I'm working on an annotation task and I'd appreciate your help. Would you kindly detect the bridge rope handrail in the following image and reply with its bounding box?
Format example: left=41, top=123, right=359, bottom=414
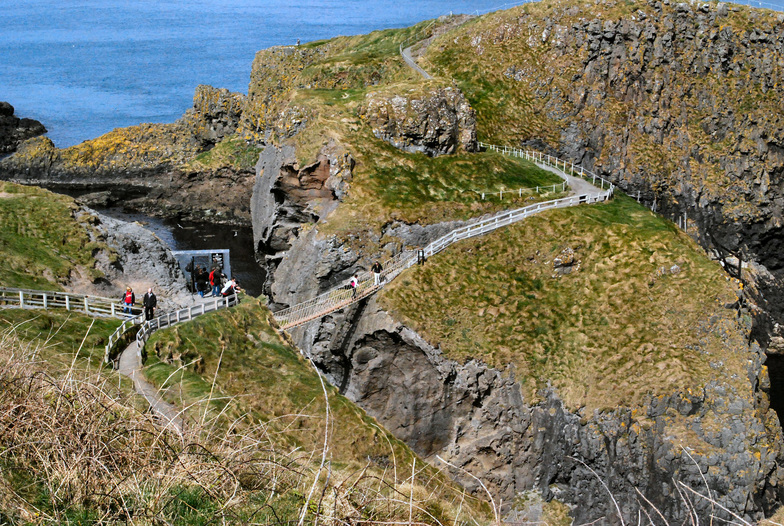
left=272, top=145, right=614, bottom=331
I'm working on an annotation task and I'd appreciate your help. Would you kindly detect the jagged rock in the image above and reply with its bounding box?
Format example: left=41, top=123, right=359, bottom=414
left=72, top=208, right=191, bottom=311
left=183, top=85, right=246, bottom=146
left=0, top=102, right=46, bottom=154
left=360, top=85, right=478, bottom=156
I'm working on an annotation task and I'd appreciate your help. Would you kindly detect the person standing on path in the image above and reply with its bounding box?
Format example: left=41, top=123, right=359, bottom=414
left=143, top=288, right=157, bottom=321
left=209, top=267, right=220, bottom=297
left=121, top=286, right=135, bottom=314
left=371, top=261, right=382, bottom=286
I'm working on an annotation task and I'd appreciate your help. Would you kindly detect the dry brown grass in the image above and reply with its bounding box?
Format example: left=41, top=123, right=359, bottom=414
left=0, top=309, right=490, bottom=525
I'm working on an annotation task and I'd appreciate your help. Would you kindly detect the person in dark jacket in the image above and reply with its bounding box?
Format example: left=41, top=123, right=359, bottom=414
left=121, top=286, right=135, bottom=314
left=142, top=288, right=157, bottom=321
left=371, top=261, right=383, bottom=286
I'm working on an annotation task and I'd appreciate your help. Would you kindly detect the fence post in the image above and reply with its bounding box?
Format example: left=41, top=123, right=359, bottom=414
left=19, top=291, right=24, bottom=308
left=84, top=297, right=89, bottom=314
left=42, top=293, right=47, bottom=309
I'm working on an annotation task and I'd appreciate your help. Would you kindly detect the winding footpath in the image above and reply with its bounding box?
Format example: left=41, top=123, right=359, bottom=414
left=118, top=340, right=185, bottom=435
left=273, top=146, right=614, bottom=331
left=0, top=287, right=237, bottom=436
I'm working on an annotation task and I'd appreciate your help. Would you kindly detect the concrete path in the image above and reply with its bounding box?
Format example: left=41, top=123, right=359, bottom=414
left=118, top=340, right=185, bottom=435
left=536, top=162, right=606, bottom=196
left=401, top=45, right=432, bottom=79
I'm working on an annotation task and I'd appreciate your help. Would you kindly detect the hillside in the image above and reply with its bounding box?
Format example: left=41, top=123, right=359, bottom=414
left=2, top=0, right=784, bottom=521
left=422, top=0, right=784, bottom=342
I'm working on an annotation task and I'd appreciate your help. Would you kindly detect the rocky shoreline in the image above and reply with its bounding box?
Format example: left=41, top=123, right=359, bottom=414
left=0, top=102, right=46, bottom=154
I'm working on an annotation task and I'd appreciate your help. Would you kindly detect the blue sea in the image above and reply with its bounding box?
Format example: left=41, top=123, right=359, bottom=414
left=1, top=0, right=517, bottom=148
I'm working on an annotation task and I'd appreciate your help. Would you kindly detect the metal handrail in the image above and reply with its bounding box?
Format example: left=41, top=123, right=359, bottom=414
left=273, top=147, right=613, bottom=331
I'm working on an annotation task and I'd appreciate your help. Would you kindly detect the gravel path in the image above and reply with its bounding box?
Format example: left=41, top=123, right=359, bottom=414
left=118, top=340, right=185, bottom=435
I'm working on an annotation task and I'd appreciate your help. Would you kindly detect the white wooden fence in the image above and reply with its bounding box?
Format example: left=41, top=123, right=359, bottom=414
left=273, top=145, right=614, bottom=330
left=0, top=287, right=138, bottom=318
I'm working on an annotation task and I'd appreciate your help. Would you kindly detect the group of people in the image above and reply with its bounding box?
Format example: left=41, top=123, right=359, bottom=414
left=188, top=265, right=241, bottom=298
left=120, top=286, right=157, bottom=321
left=120, top=270, right=240, bottom=323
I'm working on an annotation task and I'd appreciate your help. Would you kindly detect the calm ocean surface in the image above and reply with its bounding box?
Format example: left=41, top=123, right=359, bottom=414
left=2, top=0, right=514, bottom=148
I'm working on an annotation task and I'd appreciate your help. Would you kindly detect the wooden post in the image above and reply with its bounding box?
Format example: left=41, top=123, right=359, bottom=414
left=65, top=295, right=70, bottom=310
left=84, top=297, right=89, bottom=314
left=19, top=291, right=24, bottom=308
left=43, top=293, right=47, bottom=309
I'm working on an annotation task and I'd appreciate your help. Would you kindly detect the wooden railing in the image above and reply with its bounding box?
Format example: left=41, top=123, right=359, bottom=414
left=0, top=287, right=138, bottom=318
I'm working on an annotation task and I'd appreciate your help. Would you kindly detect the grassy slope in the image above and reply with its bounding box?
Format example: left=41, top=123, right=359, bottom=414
left=380, top=195, right=748, bottom=413
left=143, top=296, right=489, bottom=524
left=0, top=181, right=110, bottom=290
left=0, top=308, right=122, bottom=371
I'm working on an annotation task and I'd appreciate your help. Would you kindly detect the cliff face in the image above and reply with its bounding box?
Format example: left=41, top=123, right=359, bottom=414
left=426, top=0, right=784, bottom=341
left=0, top=86, right=255, bottom=225
left=272, top=269, right=781, bottom=523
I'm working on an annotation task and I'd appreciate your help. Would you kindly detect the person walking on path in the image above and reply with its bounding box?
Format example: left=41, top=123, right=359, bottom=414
left=349, top=274, right=359, bottom=299
left=142, top=288, right=157, bottom=321
left=121, top=286, right=135, bottom=314
left=371, top=261, right=383, bottom=286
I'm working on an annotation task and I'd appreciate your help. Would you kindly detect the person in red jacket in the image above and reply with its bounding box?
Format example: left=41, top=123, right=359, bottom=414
left=120, top=286, right=135, bottom=314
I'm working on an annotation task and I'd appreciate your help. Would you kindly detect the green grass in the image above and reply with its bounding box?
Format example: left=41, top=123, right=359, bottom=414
left=188, top=135, right=264, bottom=171
left=0, top=182, right=110, bottom=290
left=0, top=308, right=122, bottom=371
left=380, top=195, right=747, bottom=413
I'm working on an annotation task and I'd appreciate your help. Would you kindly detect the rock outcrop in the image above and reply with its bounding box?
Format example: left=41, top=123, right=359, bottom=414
left=0, top=86, right=255, bottom=225
left=0, top=102, right=46, bottom=154
left=72, top=208, right=191, bottom=310
left=251, top=140, right=356, bottom=305
left=360, top=85, right=478, bottom=156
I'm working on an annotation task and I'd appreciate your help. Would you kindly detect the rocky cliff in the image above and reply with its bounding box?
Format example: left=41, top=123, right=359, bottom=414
left=425, top=0, right=784, bottom=346
left=280, top=294, right=779, bottom=523
left=0, top=102, right=46, bottom=154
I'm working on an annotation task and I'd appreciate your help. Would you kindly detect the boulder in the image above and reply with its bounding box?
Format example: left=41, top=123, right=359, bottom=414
left=361, top=85, right=477, bottom=156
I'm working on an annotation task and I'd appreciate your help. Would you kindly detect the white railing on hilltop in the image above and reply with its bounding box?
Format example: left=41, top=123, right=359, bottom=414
left=0, top=287, right=137, bottom=318
left=478, top=141, right=615, bottom=190
left=104, top=294, right=241, bottom=365
left=273, top=145, right=614, bottom=331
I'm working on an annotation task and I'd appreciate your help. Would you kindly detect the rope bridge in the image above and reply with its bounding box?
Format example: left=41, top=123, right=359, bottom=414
left=273, top=145, right=614, bottom=331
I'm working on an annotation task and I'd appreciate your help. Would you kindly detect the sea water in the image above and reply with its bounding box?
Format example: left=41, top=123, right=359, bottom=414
left=1, top=0, right=517, bottom=148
